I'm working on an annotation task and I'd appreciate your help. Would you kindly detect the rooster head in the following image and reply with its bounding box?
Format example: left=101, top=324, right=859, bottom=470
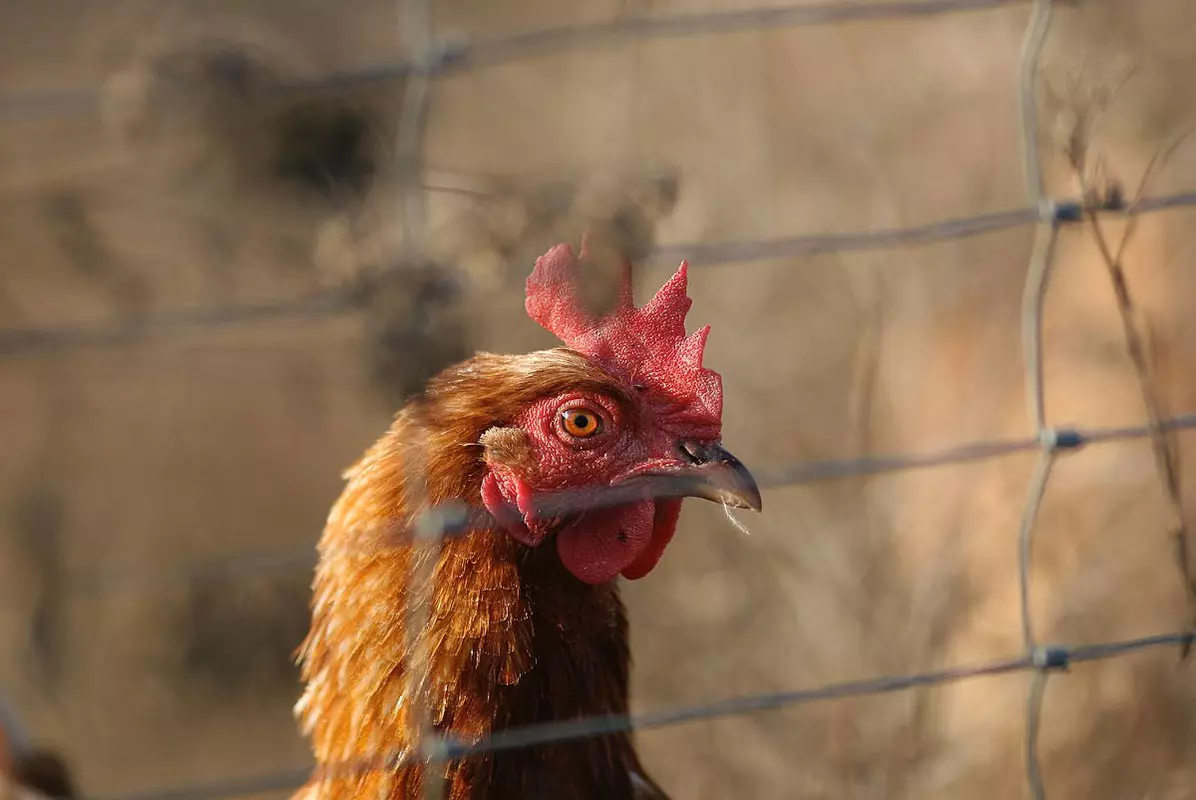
left=477, top=238, right=761, bottom=585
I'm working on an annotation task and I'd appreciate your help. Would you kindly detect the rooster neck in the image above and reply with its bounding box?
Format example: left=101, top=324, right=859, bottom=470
left=296, top=378, right=671, bottom=800
left=297, top=526, right=658, bottom=800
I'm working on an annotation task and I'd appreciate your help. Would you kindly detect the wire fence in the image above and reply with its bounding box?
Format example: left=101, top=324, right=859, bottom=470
left=3, top=190, right=1196, bottom=358
left=0, top=0, right=1050, bottom=122
left=4, top=0, right=1196, bottom=799
left=24, top=411, right=1196, bottom=602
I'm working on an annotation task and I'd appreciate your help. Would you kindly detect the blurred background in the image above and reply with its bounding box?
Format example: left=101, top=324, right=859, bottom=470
left=3, top=1, right=1196, bottom=798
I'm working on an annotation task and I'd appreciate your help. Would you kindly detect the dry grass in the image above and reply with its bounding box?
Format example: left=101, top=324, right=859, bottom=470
left=3, top=1, right=1196, bottom=798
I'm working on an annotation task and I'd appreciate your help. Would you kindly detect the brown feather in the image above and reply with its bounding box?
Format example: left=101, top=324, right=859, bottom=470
left=294, top=349, right=664, bottom=800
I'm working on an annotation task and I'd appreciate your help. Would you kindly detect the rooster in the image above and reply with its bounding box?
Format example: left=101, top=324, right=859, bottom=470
left=294, top=239, right=761, bottom=799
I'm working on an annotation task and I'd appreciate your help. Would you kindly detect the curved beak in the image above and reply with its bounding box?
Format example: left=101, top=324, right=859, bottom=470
left=619, top=441, right=763, bottom=512
left=531, top=441, right=762, bottom=519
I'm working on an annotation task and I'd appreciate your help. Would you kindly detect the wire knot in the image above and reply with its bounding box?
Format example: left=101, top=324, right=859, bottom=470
left=429, top=34, right=471, bottom=70
left=1032, top=645, right=1070, bottom=671
left=1039, top=427, right=1085, bottom=452
left=416, top=503, right=472, bottom=540
left=420, top=735, right=462, bottom=765
left=1044, top=200, right=1083, bottom=224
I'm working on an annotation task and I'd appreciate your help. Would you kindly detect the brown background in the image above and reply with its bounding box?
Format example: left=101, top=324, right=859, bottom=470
left=3, top=1, right=1196, bottom=798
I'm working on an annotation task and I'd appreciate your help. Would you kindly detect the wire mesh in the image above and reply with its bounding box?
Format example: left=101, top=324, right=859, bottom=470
left=0, top=0, right=1048, bottom=122
left=4, top=192, right=1196, bottom=357
left=4, top=0, right=1196, bottom=798
left=15, top=410, right=1196, bottom=604
left=78, top=633, right=1196, bottom=800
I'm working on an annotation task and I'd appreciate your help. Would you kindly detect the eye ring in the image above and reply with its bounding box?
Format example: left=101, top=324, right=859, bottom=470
left=560, top=407, right=603, bottom=439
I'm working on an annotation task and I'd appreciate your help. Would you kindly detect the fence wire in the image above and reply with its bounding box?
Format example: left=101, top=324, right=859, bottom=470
left=0, top=693, right=32, bottom=758
left=0, top=0, right=1046, bottom=122
left=1016, top=3, right=1056, bottom=796
left=5, top=0, right=1196, bottom=799
left=3, top=192, right=1196, bottom=358
left=392, top=3, right=444, bottom=798
left=28, top=410, right=1196, bottom=602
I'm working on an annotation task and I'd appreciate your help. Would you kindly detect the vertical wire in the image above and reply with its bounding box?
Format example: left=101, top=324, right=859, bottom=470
left=1016, top=449, right=1054, bottom=653
left=394, top=0, right=441, bottom=798
left=0, top=692, right=31, bottom=764
left=1018, top=0, right=1053, bottom=218
left=410, top=504, right=448, bottom=800
left=1020, top=226, right=1058, bottom=436
left=398, top=0, right=433, bottom=259
left=1024, top=669, right=1050, bottom=800
left=1015, top=2, right=1056, bottom=798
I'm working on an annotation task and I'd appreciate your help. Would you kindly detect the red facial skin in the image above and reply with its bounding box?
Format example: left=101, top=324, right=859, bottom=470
left=480, top=388, right=701, bottom=585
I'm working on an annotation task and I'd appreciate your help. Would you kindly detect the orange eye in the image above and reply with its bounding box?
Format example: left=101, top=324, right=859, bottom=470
left=560, top=408, right=603, bottom=438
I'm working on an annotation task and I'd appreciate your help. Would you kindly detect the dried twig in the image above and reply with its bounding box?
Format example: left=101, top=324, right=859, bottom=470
left=1075, top=139, right=1196, bottom=658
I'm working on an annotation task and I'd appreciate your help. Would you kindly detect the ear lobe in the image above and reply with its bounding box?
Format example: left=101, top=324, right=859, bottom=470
left=480, top=427, right=555, bottom=547
left=480, top=426, right=536, bottom=477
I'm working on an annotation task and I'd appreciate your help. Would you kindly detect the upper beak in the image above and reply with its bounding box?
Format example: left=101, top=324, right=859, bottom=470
left=531, top=441, right=763, bottom=519
left=620, top=440, right=763, bottom=512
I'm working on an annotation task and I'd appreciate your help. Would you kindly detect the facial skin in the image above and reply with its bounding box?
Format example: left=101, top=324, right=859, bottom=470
left=479, top=385, right=760, bottom=585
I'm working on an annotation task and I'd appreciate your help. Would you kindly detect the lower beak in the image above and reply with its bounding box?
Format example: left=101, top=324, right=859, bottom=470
left=530, top=443, right=763, bottom=519
left=621, top=442, right=763, bottom=512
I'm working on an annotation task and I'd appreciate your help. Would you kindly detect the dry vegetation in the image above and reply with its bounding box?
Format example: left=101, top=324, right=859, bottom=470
left=3, top=1, right=1196, bottom=798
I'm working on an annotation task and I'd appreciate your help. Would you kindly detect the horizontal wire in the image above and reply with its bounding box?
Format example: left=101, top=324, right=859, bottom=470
left=451, top=0, right=1036, bottom=71
left=5, top=190, right=1196, bottom=358
left=1068, top=631, right=1195, bottom=662
left=0, top=0, right=1036, bottom=121
left=1133, top=189, right=1196, bottom=214
left=758, top=411, right=1196, bottom=485
left=654, top=206, right=1039, bottom=263
left=452, top=653, right=1033, bottom=758
left=0, top=289, right=356, bottom=356
left=68, top=545, right=317, bottom=595
left=86, top=629, right=1192, bottom=800
left=91, top=768, right=312, bottom=800
left=33, top=410, right=1196, bottom=602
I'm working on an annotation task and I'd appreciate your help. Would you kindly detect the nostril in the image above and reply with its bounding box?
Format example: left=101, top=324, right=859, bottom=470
left=678, top=440, right=706, bottom=465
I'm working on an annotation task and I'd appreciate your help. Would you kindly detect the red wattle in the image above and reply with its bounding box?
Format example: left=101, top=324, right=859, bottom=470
left=556, top=501, right=654, bottom=585
left=620, top=499, right=682, bottom=580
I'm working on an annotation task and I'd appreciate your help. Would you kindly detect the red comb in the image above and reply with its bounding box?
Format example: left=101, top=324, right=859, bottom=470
left=525, top=237, right=723, bottom=436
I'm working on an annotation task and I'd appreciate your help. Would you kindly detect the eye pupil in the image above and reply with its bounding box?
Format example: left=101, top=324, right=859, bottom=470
left=561, top=408, right=602, bottom=438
